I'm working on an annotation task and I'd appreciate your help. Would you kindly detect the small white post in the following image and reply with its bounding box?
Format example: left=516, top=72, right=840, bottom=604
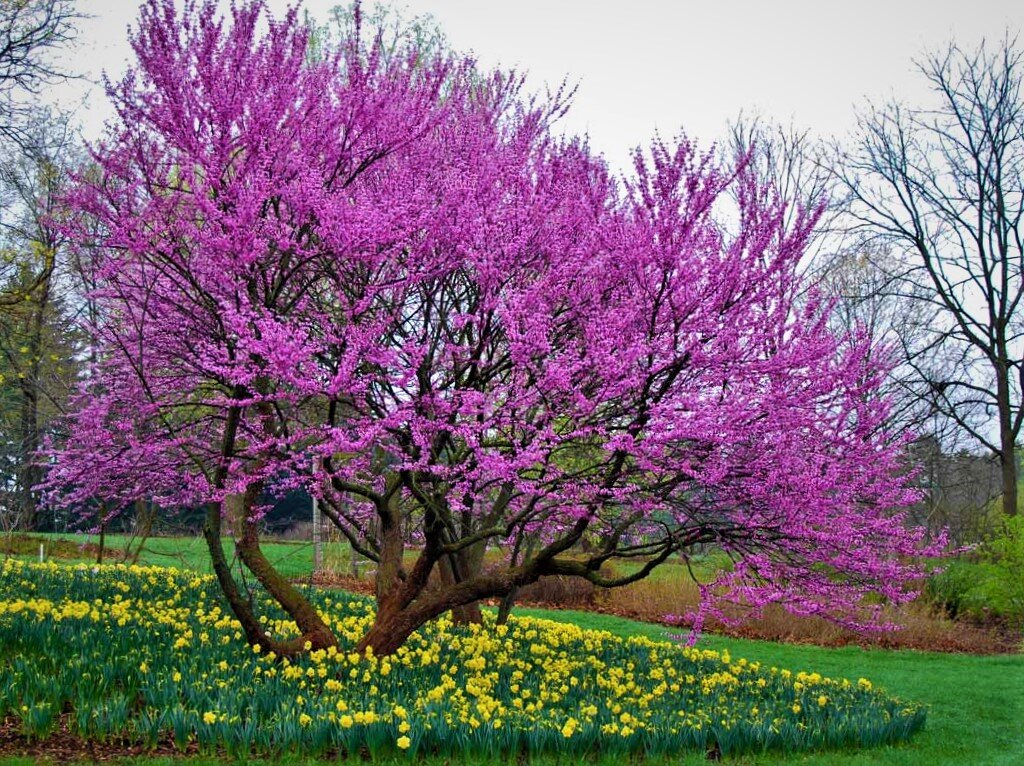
left=312, top=456, right=322, bottom=573
left=38, top=543, right=44, bottom=563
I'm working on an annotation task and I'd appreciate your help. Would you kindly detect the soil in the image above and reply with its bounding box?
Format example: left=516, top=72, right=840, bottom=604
left=0, top=715, right=196, bottom=761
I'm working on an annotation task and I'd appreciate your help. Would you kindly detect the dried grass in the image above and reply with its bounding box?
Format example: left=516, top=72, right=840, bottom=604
left=313, top=548, right=1017, bottom=654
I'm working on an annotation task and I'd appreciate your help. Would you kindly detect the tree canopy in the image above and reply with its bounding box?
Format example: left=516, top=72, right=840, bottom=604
left=46, top=0, right=940, bottom=655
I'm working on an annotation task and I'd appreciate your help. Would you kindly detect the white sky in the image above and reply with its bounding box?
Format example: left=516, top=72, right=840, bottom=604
left=53, top=0, right=1024, bottom=172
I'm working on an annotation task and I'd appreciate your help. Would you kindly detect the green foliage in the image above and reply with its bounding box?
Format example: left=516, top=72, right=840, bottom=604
left=977, top=515, right=1024, bottom=622
left=924, top=560, right=986, bottom=620
left=925, top=515, right=1024, bottom=626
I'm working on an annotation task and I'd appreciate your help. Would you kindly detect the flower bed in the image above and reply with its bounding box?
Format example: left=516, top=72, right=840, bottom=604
left=0, top=560, right=925, bottom=757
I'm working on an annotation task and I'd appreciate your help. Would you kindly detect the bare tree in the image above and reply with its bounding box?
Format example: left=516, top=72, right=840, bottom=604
left=837, top=36, right=1024, bottom=517
left=0, top=0, right=79, bottom=310
left=0, top=0, right=78, bottom=144
left=729, top=114, right=839, bottom=251
left=0, top=110, right=81, bottom=530
left=729, top=116, right=937, bottom=442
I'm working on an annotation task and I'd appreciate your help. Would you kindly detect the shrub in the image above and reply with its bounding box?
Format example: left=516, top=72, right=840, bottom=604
left=925, top=559, right=986, bottom=620
left=978, top=515, right=1024, bottom=624
left=925, top=516, right=1024, bottom=627
left=517, top=573, right=609, bottom=608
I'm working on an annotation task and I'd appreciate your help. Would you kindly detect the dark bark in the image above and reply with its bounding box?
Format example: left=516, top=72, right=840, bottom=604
left=202, top=498, right=331, bottom=657
left=996, top=361, right=1018, bottom=516
left=96, top=518, right=104, bottom=565
left=200, top=402, right=336, bottom=657
left=357, top=601, right=432, bottom=657
left=358, top=571, right=512, bottom=655
left=357, top=522, right=690, bottom=656
left=202, top=500, right=275, bottom=650
left=495, top=586, right=518, bottom=626
left=15, top=283, right=45, bottom=530
left=374, top=493, right=404, bottom=605
left=16, top=378, right=39, bottom=529
left=437, top=552, right=482, bottom=625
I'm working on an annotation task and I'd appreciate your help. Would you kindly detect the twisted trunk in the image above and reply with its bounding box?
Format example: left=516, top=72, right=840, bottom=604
left=201, top=401, right=337, bottom=657
left=358, top=569, right=513, bottom=655
left=357, top=486, right=594, bottom=655
left=232, top=494, right=337, bottom=651
left=202, top=499, right=282, bottom=653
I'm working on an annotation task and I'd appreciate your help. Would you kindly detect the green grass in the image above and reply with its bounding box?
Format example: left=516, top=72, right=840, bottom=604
left=16, top=533, right=725, bottom=585
left=10, top=533, right=366, bottom=580
left=2, top=536, right=1021, bottom=765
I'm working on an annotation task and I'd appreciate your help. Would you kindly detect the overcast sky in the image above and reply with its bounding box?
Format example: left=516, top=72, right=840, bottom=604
left=55, top=0, right=1024, bottom=172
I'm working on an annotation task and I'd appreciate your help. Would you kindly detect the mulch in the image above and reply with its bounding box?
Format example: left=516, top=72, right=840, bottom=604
left=0, top=715, right=196, bottom=761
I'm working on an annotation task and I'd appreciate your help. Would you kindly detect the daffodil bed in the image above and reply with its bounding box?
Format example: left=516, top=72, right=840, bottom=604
left=0, top=560, right=925, bottom=757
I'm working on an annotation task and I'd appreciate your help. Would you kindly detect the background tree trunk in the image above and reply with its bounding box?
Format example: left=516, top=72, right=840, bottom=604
left=437, top=553, right=482, bottom=625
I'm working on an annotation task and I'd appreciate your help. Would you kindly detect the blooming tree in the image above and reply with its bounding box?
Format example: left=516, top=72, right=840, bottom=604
left=47, top=0, right=940, bottom=656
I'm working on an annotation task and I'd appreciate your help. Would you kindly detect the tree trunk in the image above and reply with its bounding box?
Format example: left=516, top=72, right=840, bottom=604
left=358, top=584, right=479, bottom=656
left=203, top=501, right=273, bottom=646
left=16, top=379, right=39, bottom=530
left=96, top=516, right=105, bottom=565
left=496, top=532, right=534, bottom=625
left=357, top=601, right=429, bottom=657
left=125, top=499, right=157, bottom=565
left=358, top=566, right=524, bottom=656
left=438, top=553, right=482, bottom=625
left=354, top=515, right=605, bottom=655
left=374, top=496, right=404, bottom=605
left=16, top=271, right=49, bottom=532
left=995, top=359, right=1018, bottom=517
left=999, top=438, right=1018, bottom=518
left=230, top=490, right=337, bottom=651
left=202, top=498, right=331, bottom=657
left=461, top=540, right=488, bottom=614
left=496, top=586, right=518, bottom=625
left=198, top=394, right=337, bottom=656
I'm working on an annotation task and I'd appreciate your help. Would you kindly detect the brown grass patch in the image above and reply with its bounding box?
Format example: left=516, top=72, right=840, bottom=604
left=591, top=576, right=1019, bottom=654
left=309, top=553, right=1020, bottom=654
left=1, top=534, right=100, bottom=562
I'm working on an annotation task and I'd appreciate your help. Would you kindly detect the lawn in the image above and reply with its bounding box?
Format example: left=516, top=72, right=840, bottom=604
left=16, top=533, right=725, bottom=583
left=11, top=532, right=351, bottom=580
